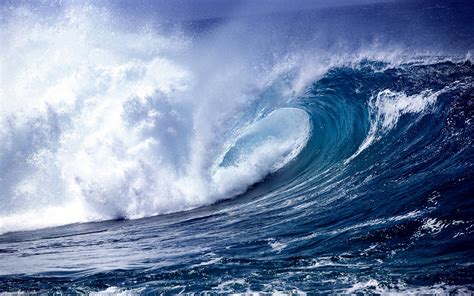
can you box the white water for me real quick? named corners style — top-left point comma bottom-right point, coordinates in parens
top-left (0, 5), bottom-right (311, 234)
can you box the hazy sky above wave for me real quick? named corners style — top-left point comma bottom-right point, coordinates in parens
top-left (1, 0), bottom-right (398, 20)
top-left (113, 0), bottom-right (398, 20)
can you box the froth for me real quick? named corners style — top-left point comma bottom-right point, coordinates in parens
top-left (0, 5), bottom-right (311, 234)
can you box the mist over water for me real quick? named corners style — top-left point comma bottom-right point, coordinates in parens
top-left (0, 2), bottom-right (318, 232)
top-left (0, 0), bottom-right (473, 293)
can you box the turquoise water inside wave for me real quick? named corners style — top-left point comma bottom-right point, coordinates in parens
top-left (0, 0), bottom-right (473, 294)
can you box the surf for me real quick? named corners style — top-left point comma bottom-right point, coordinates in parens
top-left (0, 1), bottom-right (473, 293)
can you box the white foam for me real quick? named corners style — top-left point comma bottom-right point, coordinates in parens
top-left (344, 281), bottom-right (473, 295)
top-left (0, 6), bottom-right (311, 234)
top-left (91, 287), bottom-right (144, 296)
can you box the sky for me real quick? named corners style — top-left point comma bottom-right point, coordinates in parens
top-left (111, 0), bottom-right (398, 20)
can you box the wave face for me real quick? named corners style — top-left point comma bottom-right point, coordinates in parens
top-left (0, 0), bottom-right (473, 293)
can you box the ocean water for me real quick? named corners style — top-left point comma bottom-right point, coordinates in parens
top-left (0, 0), bottom-right (473, 294)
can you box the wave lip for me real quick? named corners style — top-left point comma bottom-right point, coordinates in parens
top-left (345, 88), bottom-right (440, 163)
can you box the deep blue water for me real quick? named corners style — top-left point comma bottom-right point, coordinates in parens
top-left (0, 0), bottom-right (473, 294)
